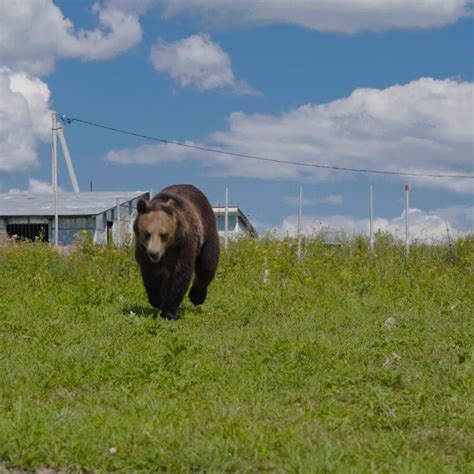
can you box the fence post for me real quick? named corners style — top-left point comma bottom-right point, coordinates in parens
top-left (369, 184), bottom-right (374, 253)
top-left (116, 197), bottom-right (121, 247)
top-left (297, 185), bottom-right (303, 260)
top-left (404, 184), bottom-right (410, 259)
top-left (224, 187), bottom-right (229, 249)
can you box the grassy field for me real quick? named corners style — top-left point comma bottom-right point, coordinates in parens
top-left (0, 235), bottom-right (473, 473)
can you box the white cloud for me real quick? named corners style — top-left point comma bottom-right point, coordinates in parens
top-left (429, 204), bottom-right (474, 229)
top-left (150, 34), bottom-right (259, 95)
top-left (104, 78), bottom-right (474, 193)
top-left (0, 1), bottom-right (152, 175)
top-left (282, 194), bottom-right (343, 207)
top-left (277, 207), bottom-right (471, 242)
top-left (106, 0), bottom-right (156, 15)
top-left (105, 142), bottom-right (196, 164)
top-left (0, 68), bottom-right (51, 172)
top-left (157, 0), bottom-right (472, 33)
top-left (8, 179), bottom-right (57, 194)
top-left (0, 0), bottom-right (144, 76)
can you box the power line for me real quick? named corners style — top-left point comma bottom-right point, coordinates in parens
top-left (61, 114), bottom-right (474, 180)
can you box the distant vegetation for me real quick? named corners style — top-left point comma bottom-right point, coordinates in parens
top-left (0, 235), bottom-right (472, 472)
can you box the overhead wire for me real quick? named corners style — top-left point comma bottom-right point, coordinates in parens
top-left (60, 114), bottom-right (474, 180)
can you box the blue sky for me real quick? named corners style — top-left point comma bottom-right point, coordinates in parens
top-left (1, 0), bottom-right (473, 238)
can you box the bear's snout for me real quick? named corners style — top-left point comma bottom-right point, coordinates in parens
top-left (147, 250), bottom-right (161, 263)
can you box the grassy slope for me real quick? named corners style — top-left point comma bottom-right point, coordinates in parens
top-left (0, 236), bottom-right (473, 473)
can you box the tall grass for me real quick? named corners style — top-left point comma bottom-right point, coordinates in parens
top-left (0, 235), bottom-right (473, 472)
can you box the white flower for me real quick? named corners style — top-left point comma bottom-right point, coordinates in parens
top-left (382, 317), bottom-right (396, 329)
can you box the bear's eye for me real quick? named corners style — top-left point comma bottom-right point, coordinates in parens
top-left (160, 233), bottom-right (169, 242)
top-left (142, 231), bottom-right (151, 240)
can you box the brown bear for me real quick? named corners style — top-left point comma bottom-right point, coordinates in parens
top-left (133, 184), bottom-right (220, 320)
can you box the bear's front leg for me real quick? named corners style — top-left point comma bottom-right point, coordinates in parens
top-left (160, 268), bottom-right (193, 320)
top-left (140, 265), bottom-right (163, 311)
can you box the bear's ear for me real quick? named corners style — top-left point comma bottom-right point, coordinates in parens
top-left (161, 198), bottom-right (177, 215)
top-left (137, 198), bottom-right (149, 214)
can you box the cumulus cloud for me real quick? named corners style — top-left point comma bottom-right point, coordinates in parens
top-left (277, 207), bottom-right (471, 242)
top-left (282, 194), bottom-right (343, 207)
top-left (150, 34), bottom-right (259, 95)
top-left (0, 0), bottom-right (145, 76)
top-left (105, 0), bottom-right (155, 15)
top-left (7, 179), bottom-right (57, 194)
top-left (429, 204), bottom-right (474, 230)
top-left (104, 78), bottom-right (474, 193)
top-left (0, 68), bottom-right (51, 172)
top-left (157, 0), bottom-right (472, 33)
top-left (0, 1), bottom-right (153, 174)
top-left (105, 142), bottom-right (198, 164)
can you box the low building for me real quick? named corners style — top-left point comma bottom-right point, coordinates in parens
top-left (0, 193), bottom-right (257, 245)
top-left (0, 191), bottom-right (149, 245)
top-left (213, 206), bottom-right (257, 239)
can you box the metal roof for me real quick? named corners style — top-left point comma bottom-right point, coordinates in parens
top-left (213, 206), bottom-right (257, 235)
top-left (212, 206), bottom-right (239, 213)
top-left (0, 192), bottom-right (149, 217)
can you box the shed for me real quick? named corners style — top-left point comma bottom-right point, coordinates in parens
top-left (213, 206), bottom-right (257, 238)
top-left (0, 191), bottom-right (149, 245)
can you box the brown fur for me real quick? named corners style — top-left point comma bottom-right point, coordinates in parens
top-left (134, 184), bottom-right (220, 320)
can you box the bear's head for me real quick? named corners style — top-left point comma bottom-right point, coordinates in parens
top-left (134, 198), bottom-right (179, 263)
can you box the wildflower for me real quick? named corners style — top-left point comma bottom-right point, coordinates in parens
top-left (109, 447), bottom-right (117, 454)
top-left (263, 268), bottom-right (270, 284)
top-left (382, 352), bottom-right (401, 369)
top-left (382, 317), bottom-right (396, 329)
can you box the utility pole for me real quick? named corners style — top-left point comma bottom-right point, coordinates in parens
top-left (57, 126), bottom-right (80, 192)
top-left (52, 111), bottom-right (59, 246)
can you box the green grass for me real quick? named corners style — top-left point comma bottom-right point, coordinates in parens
top-left (0, 235), bottom-right (473, 472)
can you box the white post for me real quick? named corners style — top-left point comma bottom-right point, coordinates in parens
top-left (51, 113), bottom-right (56, 191)
top-left (57, 127), bottom-right (80, 192)
top-left (369, 184), bottom-right (374, 253)
top-left (224, 187), bottom-right (229, 249)
top-left (116, 198), bottom-right (121, 247)
top-left (52, 111), bottom-right (59, 246)
top-left (404, 184), bottom-right (410, 259)
top-left (297, 185), bottom-right (303, 260)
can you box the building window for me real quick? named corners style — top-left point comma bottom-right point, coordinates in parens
top-left (6, 223), bottom-right (49, 242)
top-left (216, 214), bottom-right (236, 231)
